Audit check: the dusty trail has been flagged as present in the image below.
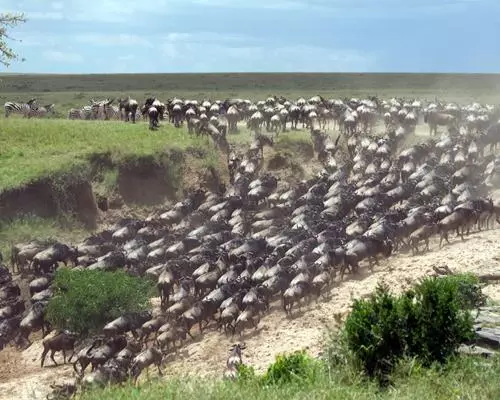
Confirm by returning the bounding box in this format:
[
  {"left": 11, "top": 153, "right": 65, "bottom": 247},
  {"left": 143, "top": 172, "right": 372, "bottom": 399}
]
[{"left": 2, "top": 225, "right": 500, "bottom": 399}]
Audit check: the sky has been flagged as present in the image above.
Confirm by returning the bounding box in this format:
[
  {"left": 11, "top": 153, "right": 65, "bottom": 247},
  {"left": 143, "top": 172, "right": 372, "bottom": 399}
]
[{"left": 2, "top": 0, "right": 500, "bottom": 73}]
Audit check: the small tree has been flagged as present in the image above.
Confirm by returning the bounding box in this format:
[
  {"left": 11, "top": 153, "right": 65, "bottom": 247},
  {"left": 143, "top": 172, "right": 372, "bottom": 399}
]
[
  {"left": 0, "top": 12, "right": 27, "bottom": 67},
  {"left": 46, "top": 268, "right": 154, "bottom": 335}
]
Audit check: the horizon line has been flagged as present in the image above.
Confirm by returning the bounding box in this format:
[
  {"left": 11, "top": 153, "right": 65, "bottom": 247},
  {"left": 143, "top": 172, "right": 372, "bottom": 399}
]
[{"left": 2, "top": 72, "right": 500, "bottom": 76}]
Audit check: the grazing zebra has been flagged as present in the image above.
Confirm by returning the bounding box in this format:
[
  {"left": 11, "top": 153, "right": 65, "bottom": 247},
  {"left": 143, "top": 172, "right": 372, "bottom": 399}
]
[
  {"left": 28, "top": 104, "right": 55, "bottom": 118},
  {"left": 4, "top": 98, "right": 37, "bottom": 118}
]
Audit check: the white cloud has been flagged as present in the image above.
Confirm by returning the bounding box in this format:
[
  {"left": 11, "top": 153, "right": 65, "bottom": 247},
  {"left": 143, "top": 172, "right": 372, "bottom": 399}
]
[
  {"left": 188, "top": 0, "right": 308, "bottom": 10},
  {"left": 159, "top": 35, "right": 374, "bottom": 72},
  {"left": 42, "top": 50, "right": 83, "bottom": 63},
  {"left": 162, "top": 32, "right": 251, "bottom": 43}
]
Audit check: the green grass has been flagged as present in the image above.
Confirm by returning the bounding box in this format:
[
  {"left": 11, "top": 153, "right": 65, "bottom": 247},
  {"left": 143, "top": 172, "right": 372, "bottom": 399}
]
[
  {"left": 0, "top": 118, "right": 217, "bottom": 192},
  {"left": 2, "top": 73, "right": 500, "bottom": 112},
  {"left": 78, "top": 355, "right": 500, "bottom": 400}
]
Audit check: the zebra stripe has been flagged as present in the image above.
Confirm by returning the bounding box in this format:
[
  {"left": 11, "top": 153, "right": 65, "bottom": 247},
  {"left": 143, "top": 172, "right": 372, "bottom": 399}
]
[
  {"left": 89, "top": 98, "right": 119, "bottom": 120},
  {"left": 4, "top": 100, "right": 37, "bottom": 118},
  {"left": 105, "top": 105, "right": 121, "bottom": 120},
  {"left": 68, "top": 108, "right": 81, "bottom": 119},
  {"left": 28, "top": 104, "right": 55, "bottom": 118},
  {"left": 68, "top": 105, "right": 93, "bottom": 120}
]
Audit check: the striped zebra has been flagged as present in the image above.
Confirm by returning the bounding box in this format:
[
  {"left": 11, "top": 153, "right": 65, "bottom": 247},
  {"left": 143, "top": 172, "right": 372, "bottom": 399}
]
[
  {"left": 28, "top": 104, "right": 55, "bottom": 118},
  {"left": 89, "top": 98, "right": 115, "bottom": 120},
  {"left": 68, "top": 106, "right": 93, "bottom": 120},
  {"left": 105, "top": 105, "right": 121, "bottom": 120},
  {"left": 4, "top": 98, "right": 37, "bottom": 118}
]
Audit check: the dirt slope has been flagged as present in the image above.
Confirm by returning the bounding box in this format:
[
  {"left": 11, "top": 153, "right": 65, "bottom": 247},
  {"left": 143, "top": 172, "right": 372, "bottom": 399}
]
[{"left": 1, "top": 226, "right": 500, "bottom": 399}]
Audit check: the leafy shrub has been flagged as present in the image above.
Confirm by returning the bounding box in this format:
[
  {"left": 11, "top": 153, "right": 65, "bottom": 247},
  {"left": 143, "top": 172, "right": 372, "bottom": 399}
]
[
  {"left": 235, "top": 363, "right": 258, "bottom": 383},
  {"left": 399, "top": 275, "right": 477, "bottom": 366},
  {"left": 261, "top": 350, "right": 317, "bottom": 386},
  {"left": 343, "top": 283, "right": 406, "bottom": 382},
  {"left": 342, "top": 275, "right": 481, "bottom": 383},
  {"left": 46, "top": 268, "right": 154, "bottom": 335}
]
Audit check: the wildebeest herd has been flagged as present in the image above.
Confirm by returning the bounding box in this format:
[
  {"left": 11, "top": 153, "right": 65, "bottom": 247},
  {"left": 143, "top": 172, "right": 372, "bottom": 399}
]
[
  {"left": 5, "top": 95, "right": 500, "bottom": 140},
  {"left": 2, "top": 93, "right": 500, "bottom": 398}
]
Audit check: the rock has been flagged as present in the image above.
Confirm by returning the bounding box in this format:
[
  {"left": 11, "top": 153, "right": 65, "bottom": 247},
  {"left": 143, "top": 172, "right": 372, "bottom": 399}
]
[
  {"left": 458, "top": 344, "right": 495, "bottom": 358},
  {"left": 475, "top": 327, "right": 500, "bottom": 349}
]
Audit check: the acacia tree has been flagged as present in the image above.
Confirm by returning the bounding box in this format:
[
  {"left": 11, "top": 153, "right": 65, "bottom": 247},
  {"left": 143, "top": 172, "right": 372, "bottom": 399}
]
[{"left": 0, "top": 12, "right": 26, "bottom": 67}]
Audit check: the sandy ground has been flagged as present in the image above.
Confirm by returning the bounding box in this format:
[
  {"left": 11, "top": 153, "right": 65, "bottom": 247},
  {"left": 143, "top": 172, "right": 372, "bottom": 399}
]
[{"left": 1, "top": 225, "right": 500, "bottom": 400}]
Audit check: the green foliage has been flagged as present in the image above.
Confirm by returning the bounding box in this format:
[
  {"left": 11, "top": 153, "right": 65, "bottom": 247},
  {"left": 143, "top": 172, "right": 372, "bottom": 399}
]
[
  {"left": 239, "top": 350, "right": 319, "bottom": 387},
  {"left": 46, "top": 268, "right": 154, "bottom": 335},
  {"left": 342, "top": 275, "right": 481, "bottom": 383},
  {"left": 262, "top": 351, "right": 315, "bottom": 386},
  {"left": 233, "top": 351, "right": 319, "bottom": 388},
  {"left": 399, "top": 275, "right": 478, "bottom": 366},
  {"left": 0, "top": 12, "right": 27, "bottom": 67},
  {"left": 343, "top": 283, "right": 406, "bottom": 382},
  {"left": 235, "top": 364, "right": 257, "bottom": 383}
]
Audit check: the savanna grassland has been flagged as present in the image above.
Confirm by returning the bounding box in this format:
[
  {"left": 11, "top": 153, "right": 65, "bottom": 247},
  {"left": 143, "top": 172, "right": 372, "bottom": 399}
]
[{"left": 2, "top": 73, "right": 500, "bottom": 114}]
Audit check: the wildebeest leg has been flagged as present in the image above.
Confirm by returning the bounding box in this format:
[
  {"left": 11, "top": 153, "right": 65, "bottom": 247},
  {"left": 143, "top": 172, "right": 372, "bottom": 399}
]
[
  {"left": 412, "top": 243, "right": 418, "bottom": 255},
  {"left": 41, "top": 347, "right": 49, "bottom": 367},
  {"left": 50, "top": 350, "right": 58, "bottom": 366},
  {"left": 157, "top": 361, "right": 163, "bottom": 376}
]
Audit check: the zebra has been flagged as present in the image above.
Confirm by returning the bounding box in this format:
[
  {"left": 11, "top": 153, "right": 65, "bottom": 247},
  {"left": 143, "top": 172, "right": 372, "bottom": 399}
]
[
  {"left": 28, "top": 104, "right": 55, "bottom": 118},
  {"left": 4, "top": 98, "right": 37, "bottom": 118},
  {"left": 68, "top": 106, "right": 93, "bottom": 120},
  {"left": 106, "top": 105, "right": 121, "bottom": 120},
  {"left": 89, "top": 98, "right": 114, "bottom": 120}
]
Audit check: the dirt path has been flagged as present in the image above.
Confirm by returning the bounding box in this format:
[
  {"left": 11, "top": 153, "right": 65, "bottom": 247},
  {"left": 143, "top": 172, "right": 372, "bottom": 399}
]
[{"left": 2, "top": 226, "right": 500, "bottom": 399}]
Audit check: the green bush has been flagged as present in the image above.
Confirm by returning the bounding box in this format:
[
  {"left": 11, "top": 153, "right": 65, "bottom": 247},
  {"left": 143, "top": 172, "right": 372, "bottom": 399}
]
[
  {"left": 342, "top": 275, "right": 481, "bottom": 383},
  {"left": 343, "top": 283, "right": 406, "bottom": 382},
  {"left": 235, "top": 364, "right": 258, "bottom": 383},
  {"left": 399, "top": 275, "right": 478, "bottom": 366},
  {"left": 261, "top": 350, "right": 318, "bottom": 386},
  {"left": 46, "top": 268, "right": 154, "bottom": 335},
  {"left": 234, "top": 351, "right": 319, "bottom": 388}
]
